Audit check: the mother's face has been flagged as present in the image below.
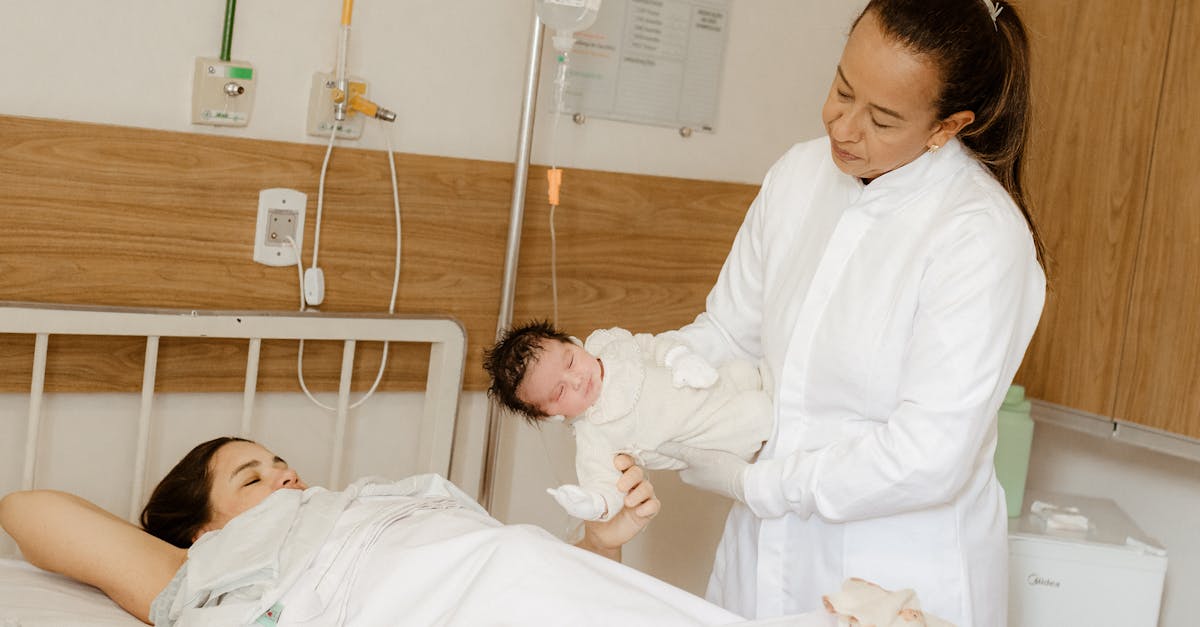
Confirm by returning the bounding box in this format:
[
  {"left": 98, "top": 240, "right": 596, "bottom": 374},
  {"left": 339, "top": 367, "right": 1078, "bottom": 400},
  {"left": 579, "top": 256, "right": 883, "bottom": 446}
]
[
  {"left": 196, "top": 440, "right": 307, "bottom": 539},
  {"left": 821, "top": 11, "right": 968, "bottom": 181}
]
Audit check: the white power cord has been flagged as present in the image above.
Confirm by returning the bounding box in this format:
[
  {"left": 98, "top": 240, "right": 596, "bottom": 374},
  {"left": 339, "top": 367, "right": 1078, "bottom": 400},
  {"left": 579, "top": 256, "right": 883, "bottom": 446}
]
[
  {"left": 307, "top": 123, "right": 340, "bottom": 299},
  {"left": 284, "top": 235, "right": 306, "bottom": 310},
  {"left": 289, "top": 118, "right": 403, "bottom": 412}
]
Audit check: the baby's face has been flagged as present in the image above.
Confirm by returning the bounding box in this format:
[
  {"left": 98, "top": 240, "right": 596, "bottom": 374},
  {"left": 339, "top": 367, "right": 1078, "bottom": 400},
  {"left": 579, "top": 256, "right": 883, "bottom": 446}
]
[{"left": 517, "top": 338, "right": 603, "bottom": 419}]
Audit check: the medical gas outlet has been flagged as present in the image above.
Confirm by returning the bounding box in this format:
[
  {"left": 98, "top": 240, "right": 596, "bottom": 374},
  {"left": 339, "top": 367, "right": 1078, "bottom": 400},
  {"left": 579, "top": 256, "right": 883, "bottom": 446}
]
[
  {"left": 306, "top": 72, "right": 395, "bottom": 140},
  {"left": 191, "top": 57, "right": 256, "bottom": 127}
]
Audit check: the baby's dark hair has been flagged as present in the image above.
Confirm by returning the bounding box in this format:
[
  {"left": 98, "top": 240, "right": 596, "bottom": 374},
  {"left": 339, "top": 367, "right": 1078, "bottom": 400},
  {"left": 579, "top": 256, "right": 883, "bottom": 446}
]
[{"left": 483, "top": 320, "right": 574, "bottom": 425}]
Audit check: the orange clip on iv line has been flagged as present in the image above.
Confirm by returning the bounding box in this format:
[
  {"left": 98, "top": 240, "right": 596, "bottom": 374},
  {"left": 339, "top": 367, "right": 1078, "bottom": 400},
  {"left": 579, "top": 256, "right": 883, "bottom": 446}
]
[{"left": 547, "top": 168, "right": 563, "bottom": 206}]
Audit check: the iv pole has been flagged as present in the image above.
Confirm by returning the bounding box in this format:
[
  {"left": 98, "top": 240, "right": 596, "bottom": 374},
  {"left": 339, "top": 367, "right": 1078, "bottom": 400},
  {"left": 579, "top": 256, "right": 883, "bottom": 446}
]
[{"left": 480, "top": 9, "right": 546, "bottom": 513}]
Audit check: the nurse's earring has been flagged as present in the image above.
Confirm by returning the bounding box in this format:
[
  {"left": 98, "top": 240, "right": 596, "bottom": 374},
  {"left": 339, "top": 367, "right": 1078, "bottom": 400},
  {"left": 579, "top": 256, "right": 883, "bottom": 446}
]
[{"left": 927, "top": 144, "right": 941, "bottom": 153}]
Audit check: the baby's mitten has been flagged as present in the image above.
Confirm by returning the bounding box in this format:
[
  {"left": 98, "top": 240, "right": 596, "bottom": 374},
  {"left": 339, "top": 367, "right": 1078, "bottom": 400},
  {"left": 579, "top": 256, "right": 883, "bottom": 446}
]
[
  {"left": 664, "top": 345, "right": 719, "bottom": 389},
  {"left": 546, "top": 484, "right": 608, "bottom": 520}
]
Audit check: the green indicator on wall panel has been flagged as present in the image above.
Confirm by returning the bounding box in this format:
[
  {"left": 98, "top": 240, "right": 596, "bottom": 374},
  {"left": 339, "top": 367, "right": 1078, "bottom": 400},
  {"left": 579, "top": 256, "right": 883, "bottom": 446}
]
[{"left": 192, "top": 56, "right": 256, "bottom": 127}]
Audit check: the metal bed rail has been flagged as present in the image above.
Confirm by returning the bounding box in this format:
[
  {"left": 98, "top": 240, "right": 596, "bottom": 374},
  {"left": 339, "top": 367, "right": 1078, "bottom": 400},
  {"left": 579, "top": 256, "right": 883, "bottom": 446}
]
[{"left": 0, "top": 302, "right": 467, "bottom": 521}]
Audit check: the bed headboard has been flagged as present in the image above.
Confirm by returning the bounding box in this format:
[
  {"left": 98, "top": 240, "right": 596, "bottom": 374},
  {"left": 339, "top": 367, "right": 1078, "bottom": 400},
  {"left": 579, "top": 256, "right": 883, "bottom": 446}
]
[{"left": 0, "top": 301, "right": 466, "bottom": 522}]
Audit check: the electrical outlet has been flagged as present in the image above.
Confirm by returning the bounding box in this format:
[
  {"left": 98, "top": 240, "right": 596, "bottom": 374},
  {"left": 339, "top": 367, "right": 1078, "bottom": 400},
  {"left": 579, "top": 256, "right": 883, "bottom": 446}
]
[
  {"left": 267, "top": 209, "right": 298, "bottom": 242},
  {"left": 306, "top": 71, "right": 367, "bottom": 140},
  {"left": 192, "top": 57, "right": 256, "bottom": 127},
  {"left": 253, "top": 188, "right": 307, "bottom": 266}
]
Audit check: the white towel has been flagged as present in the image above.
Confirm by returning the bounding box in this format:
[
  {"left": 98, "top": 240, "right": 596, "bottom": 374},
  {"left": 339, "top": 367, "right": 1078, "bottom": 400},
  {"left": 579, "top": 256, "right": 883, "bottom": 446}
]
[
  {"left": 1030, "top": 500, "right": 1090, "bottom": 532},
  {"left": 823, "top": 578, "right": 955, "bottom": 627}
]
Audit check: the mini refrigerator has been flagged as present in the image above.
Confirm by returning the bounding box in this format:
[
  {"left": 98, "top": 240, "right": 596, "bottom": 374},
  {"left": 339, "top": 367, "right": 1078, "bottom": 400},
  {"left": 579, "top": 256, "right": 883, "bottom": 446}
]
[{"left": 1008, "top": 490, "right": 1168, "bottom": 627}]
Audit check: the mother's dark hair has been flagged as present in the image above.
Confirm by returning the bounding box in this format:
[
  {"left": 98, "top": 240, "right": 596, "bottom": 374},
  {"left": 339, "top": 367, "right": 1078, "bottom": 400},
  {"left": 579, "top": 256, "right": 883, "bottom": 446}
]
[
  {"left": 858, "top": 0, "right": 1046, "bottom": 270},
  {"left": 140, "top": 436, "right": 249, "bottom": 548}
]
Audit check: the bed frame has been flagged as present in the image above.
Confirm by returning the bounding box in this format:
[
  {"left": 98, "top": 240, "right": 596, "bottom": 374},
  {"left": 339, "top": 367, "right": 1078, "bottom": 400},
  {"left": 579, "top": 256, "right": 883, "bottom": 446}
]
[{"left": 0, "top": 301, "right": 467, "bottom": 522}]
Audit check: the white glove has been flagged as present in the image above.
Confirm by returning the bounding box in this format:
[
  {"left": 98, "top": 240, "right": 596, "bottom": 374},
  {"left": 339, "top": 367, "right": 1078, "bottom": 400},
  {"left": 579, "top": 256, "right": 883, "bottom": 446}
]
[
  {"left": 663, "top": 345, "right": 719, "bottom": 389},
  {"left": 546, "top": 484, "right": 608, "bottom": 520},
  {"left": 656, "top": 441, "right": 747, "bottom": 503}
]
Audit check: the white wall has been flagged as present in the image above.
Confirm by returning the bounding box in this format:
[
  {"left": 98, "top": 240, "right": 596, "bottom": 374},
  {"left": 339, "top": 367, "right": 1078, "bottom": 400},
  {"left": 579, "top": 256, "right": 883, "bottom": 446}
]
[
  {"left": 0, "top": 0, "right": 860, "bottom": 185},
  {"left": 5, "top": 1, "right": 1196, "bottom": 626}
]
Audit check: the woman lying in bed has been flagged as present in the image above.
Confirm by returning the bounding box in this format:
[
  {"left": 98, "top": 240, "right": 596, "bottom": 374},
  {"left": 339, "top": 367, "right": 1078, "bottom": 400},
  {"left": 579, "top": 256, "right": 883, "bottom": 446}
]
[{"left": 0, "top": 437, "right": 662, "bottom": 625}]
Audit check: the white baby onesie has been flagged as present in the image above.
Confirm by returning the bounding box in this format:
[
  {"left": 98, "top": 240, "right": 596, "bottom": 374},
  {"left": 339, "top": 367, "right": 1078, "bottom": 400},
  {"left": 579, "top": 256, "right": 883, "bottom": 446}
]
[{"left": 550, "top": 327, "right": 774, "bottom": 521}]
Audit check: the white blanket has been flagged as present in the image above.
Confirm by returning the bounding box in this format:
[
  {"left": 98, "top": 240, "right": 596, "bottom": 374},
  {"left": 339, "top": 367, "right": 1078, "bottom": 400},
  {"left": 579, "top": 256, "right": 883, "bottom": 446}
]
[{"left": 167, "top": 475, "right": 760, "bottom": 627}]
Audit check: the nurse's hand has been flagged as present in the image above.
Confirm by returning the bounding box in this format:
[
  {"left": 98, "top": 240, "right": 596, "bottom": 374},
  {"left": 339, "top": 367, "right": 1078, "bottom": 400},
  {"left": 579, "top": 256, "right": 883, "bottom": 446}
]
[
  {"left": 656, "top": 441, "right": 748, "bottom": 503},
  {"left": 574, "top": 454, "right": 659, "bottom": 561}
]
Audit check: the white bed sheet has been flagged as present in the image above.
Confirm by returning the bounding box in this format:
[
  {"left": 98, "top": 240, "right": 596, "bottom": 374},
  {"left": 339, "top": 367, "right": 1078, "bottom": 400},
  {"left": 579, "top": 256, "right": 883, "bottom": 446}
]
[
  {"left": 0, "top": 555, "right": 833, "bottom": 627},
  {"left": 0, "top": 557, "right": 143, "bottom": 626},
  {"left": 164, "top": 476, "right": 836, "bottom": 627},
  {"left": 2, "top": 473, "right": 835, "bottom": 627}
]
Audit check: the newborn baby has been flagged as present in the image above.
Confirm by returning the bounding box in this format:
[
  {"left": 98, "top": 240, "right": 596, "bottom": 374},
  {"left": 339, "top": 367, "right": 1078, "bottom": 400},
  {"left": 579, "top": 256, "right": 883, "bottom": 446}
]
[{"left": 484, "top": 321, "right": 773, "bottom": 521}]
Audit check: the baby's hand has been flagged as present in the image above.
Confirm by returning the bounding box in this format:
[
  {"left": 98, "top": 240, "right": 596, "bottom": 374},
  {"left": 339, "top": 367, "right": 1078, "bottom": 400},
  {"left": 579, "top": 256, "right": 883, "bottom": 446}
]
[
  {"left": 665, "top": 346, "right": 719, "bottom": 389},
  {"left": 546, "top": 485, "right": 608, "bottom": 521}
]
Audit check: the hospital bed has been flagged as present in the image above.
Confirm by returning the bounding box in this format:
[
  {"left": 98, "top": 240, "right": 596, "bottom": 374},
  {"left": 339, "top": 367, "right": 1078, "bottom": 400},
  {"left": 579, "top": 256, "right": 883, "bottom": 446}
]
[{"left": 0, "top": 301, "right": 832, "bottom": 626}]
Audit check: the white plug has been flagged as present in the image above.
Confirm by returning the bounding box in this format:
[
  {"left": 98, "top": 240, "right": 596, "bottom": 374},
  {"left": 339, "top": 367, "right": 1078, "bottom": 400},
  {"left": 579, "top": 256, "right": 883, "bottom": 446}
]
[{"left": 304, "top": 267, "right": 326, "bottom": 306}]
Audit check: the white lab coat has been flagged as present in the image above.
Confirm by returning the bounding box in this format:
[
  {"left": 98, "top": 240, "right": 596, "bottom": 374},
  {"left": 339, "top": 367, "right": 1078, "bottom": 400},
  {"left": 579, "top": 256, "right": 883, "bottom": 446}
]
[{"left": 675, "top": 136, "right": 1045, "bottom": 627}]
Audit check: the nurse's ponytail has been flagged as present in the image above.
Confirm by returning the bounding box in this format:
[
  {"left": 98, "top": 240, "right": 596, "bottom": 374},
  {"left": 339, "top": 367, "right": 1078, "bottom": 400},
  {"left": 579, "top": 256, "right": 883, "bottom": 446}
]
[{"left": 858, "top": 0, "right": 1046, "bottom": 271}]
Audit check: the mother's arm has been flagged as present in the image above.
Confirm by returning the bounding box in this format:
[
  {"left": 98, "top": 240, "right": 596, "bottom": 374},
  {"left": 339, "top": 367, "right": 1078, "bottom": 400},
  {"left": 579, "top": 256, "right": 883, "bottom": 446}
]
[{"left": 0, "top": 490, "right": 185, "bottom": 624}]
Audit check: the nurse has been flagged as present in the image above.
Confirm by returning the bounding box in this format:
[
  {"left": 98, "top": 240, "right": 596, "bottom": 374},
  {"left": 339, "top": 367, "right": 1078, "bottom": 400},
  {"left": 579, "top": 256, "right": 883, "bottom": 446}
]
[{"left": 655, "top": 1, "right": 1045, "bottom": 626}]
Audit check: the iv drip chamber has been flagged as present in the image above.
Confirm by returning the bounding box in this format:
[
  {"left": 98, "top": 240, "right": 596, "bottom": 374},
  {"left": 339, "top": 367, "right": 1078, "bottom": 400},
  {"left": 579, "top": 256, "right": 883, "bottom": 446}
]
[{"left": 535, "top": 0, "right": 602, "bottom": 52}]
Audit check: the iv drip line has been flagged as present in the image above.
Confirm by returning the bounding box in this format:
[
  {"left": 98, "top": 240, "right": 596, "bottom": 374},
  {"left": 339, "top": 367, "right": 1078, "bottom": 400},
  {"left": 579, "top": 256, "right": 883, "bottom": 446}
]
[
  {"left": 544, "top": 48, "right": 579, "bottom": 542},
  {"left": 550, "top": 207, "right": 559, "bottom": 324},
  {"left": 547, "top": 52, "right": 570, "bottom": 326}
]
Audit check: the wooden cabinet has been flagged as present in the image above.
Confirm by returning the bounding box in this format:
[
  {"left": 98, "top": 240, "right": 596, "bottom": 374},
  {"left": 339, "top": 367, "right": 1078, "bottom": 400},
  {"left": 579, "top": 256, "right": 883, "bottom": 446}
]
[
  {"left": 1115, "top": 0, "right": 1200, "bottom": 438},
  {"left": 1018, "top": 0, "right": 1200, "bottom": 440}
]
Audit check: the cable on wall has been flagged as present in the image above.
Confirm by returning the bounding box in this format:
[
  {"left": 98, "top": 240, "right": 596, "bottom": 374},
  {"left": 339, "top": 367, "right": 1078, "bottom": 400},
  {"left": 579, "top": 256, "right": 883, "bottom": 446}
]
[{"left": 288, "top": 119, "right": 403, "bottom": 412}]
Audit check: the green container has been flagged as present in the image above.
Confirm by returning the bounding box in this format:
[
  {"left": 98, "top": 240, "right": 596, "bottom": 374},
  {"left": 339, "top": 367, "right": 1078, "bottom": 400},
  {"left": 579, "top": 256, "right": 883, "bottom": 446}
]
[{"left": 994, "top": 385, "right": 1034, "bottom": 518}]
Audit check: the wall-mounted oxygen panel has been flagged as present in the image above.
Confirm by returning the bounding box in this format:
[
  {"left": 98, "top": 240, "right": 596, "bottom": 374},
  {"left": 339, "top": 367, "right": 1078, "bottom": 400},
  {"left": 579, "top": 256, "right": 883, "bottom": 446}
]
[{"left": 192, "top": 57, "right": 256, "bottom": 127}]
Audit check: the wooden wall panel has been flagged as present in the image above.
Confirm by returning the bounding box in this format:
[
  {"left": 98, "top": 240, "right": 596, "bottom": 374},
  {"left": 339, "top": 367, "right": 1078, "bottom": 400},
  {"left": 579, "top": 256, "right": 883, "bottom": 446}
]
[
  {"left": 1116, "top": 0, "right": 1200, "bottom": 439},
  {"left": 1015, "top": 1, "right": 1176, "bottom": 416},
  {"left": 513, "top": 167, "right": 751, "bottom": 333},
  {"left": 0, "top": 115, "right": 755, "bottom": 392}
]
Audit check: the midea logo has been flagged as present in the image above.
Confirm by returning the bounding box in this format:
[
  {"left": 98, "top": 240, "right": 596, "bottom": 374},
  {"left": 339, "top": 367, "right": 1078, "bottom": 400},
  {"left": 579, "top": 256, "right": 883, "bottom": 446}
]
[{"left": 1026, "top": 573, "right": 1061, "bottom": 588}]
